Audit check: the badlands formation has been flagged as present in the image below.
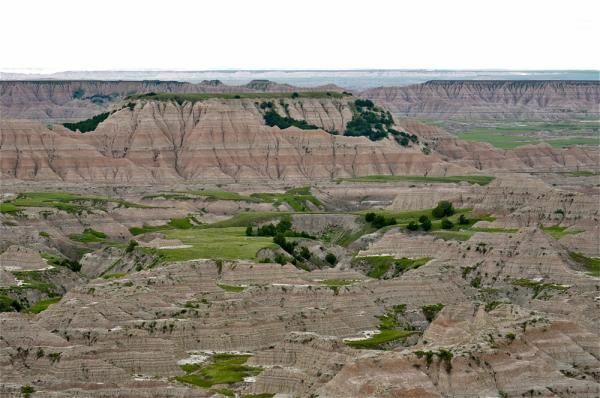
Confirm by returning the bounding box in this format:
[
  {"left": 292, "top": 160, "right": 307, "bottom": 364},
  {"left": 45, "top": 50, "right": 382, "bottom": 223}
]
[{"left": 0, "top": 79, "right": 599, "bottom": 398}]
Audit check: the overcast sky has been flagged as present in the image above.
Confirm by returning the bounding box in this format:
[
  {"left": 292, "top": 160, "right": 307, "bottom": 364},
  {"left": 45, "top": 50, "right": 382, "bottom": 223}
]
[{"left": 2, "top": 0, "right": 599, "bottom": 72}]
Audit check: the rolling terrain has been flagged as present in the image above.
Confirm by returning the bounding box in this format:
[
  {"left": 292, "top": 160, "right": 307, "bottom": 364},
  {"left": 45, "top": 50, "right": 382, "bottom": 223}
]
[{"left": 0, "top": 78, "right": 599, "bottom": 398}]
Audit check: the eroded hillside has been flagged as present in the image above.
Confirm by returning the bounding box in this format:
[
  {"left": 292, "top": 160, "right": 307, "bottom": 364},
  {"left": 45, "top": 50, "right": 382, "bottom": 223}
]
[{"left": 1, "top": 79, "right": 599, "bottom": 398}]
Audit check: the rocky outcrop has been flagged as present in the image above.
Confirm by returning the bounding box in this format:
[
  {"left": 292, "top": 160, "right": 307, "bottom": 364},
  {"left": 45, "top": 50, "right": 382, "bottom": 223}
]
[{"left": 363, "top": 80, "right": 600, "bottom": 120}]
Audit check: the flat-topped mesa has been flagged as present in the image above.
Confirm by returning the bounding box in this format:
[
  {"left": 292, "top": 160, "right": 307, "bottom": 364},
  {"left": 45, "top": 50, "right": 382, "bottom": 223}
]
[{"left": 362, "top": 80, "right": 600, "bottom": 120}]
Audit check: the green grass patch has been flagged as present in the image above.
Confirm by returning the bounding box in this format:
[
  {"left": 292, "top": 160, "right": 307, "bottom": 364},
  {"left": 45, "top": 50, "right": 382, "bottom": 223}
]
[
  {"left": 102, "top": 273, "right": 127, "bottom": 279},
  {"left": 144, "top": 190, "right": 261, "bottom": 202},
  {"left": 341, "top": 175, "right": 494, "bottom": 186},
  {"left": 352, "top": 255, "right": 432, "bottom": 279},
  {"left": 25, "top": 297, "right": 61, "bottom": 314},
  {"left": 345, "top": 329, "right": 413, "bottom": 349},
  {"left": 542, "top": 225, "right": 583, "bottom": 240},
  {"left": 354, "top": 256, "right": 393, "bottom": 279},
  {"left": 192, "top": 190, "right": 259, "bottom": 201},
  {"left": 428, "top": 219, "right": 514, "bottom": 241},
  {"left": 160, "top": 227, "right": 277, "bottom": 261},
  {"left": 0, "top": 202, "right": 18, "bottom": 214},
  {"left": 130, "top": 91, "right": 346, "bottom": 103},
  {"left": 431, "top": 230, "right": 474, "bottom": 241},
  {"left": 345, "top": 306, "right": 414, "bottom": 349},
  {"left": 250, "top": 187, "right": 322, "bottom": 211},
  {"left": 129, "top": 216, "right": 196, "bottom": 235},
  {"left": 319, "top": 279, "right": 357, "bottom": 287},
  {"left": 568, "top": 252, "right": 600, "bottom": 277},
  {"left": 143, "top": 187, "right": 321, "bottom": 212},
  {"left": 203, "top": 212, "right": 288, "bottom": 229},
  {"left": 469, "top": 227, "right": 519, "bottom": 233},
  {"left": 10, "top": 192, "right": 149, "bottom": 214},
  {"left": 11, "top": 271, "right": 59, "bottom": 296},
  {"left": 175, "top": 353, "right": 262, "bottom": 388},
  {"left": 69, "top": 228, "right": 107, "bottom": 243},
  {"left": 393, "top": 257, "right": 432, "bottom": 275},
  {"left": 512, "top": 278, "right": 569, "bottom": 298},
  {"left": 41, "top": 253, "right": 81, "bottom": 272},
  {"left": 217, "top": 283, "right": 246, "bottom": 292},
  {"left": 456, "top": 125, "right": 599, "bottom": 149},
  {"left": 565, "top": 170, "right": 599, "bottom": 177}
]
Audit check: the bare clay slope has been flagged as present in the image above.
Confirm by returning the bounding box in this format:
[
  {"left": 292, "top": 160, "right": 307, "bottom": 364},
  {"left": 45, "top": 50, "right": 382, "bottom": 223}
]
[
  {"left": 363, "top": 80, "right": 600, "bottom": 120},
  {"left": 1, "top": 98, "right": 464, "bottom": 183}
]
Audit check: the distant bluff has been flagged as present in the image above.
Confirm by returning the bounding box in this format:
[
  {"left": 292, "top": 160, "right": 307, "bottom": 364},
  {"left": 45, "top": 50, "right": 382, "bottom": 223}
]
[
  {"left": 0, "top": 79, "right": 346, "bottom": 121},
  {"left": 362, "top": 80, "right": 600, "bottom": 120}
]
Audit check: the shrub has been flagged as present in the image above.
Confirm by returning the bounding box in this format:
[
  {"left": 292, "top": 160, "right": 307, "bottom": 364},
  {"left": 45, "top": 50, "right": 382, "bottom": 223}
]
[
  {"left": 437, "top": 349, "right": 453, "bottom": 372},
  {"left": 458, "top": 214, "right": 469, "bottom": 225},
  {"left": 46, "top": 255, "right": 82, "bottom": 272},
  {"left": 441, "top": 218, "right": 454, "bottom": 230},
  {"left": 0, "top": 295, "right": 22, "bottom": 312},
  {"left": 274, "top": 254, "right": 288, "bottom": 265},
  {"left": 126, "top": 239, "right": 139, "bottom": 253},
  {"left": 366, "top": 213, "right": 397, "bottom": 229},
  {"left": 291, "top": 92, "right": 300, "bottom": 98},
  {"left": 168, "top": 217, "right": 193, "bottom": 229},
  {"left": 263, "top": 110, "right": 318, "bottom": 130},
  {"left": 345, "top": 99, "right": 394, "bottom": 141},
  {"left": 422, "top": 303, "right": 444, "bottom": 322},
  {"left": 407, "top": 221, "right": 419, "bottom": 231},
  {"left": 21, "top": 385, "right": 35, "bottom": 398},
  {"left": 63, "top": 112, "right": 111, "bottom": 133},
  {"left": 72, "top": 88, "right": 85, "bottom": 99},
  {"left": 432, "top": 201, "right": 455, "bottom": 218},
  {"left": 48, "top": 352, "right": 62, "bottom": 364},
  {"left": 299, "top": 246, "right": 311, "bottom": 260},
  {"left": 420, "top": 217, "right": 432, "bottom": 231},
  {"left": 245, "top": 226, "right": 253, "bottom": 236},
  {"left": 273, "top": 234, "right": 297, "bottom": 254},
  {"left": 355, "top": 99, "right": 374, "bottom": 108},
  {"left": 325, "top": 253, "right": 337, "bottom": 266}
]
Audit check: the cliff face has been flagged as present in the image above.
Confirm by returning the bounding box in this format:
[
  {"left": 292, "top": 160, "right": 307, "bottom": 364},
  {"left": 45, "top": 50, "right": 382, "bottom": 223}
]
[
  {"left": 0, "top": 80, "right": 344, "bottom": 121},
  {"left": 1, "top": 98, "right": 463, "bottom": 183},
  {"left": 363, "top": 80, "right": 600, "bottom": 120}
]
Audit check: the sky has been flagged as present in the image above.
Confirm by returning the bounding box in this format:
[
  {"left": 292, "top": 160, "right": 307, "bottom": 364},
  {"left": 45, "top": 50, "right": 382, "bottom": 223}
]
[{"left": 1, "top": 0, "right": 599, "bottom": 73}]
